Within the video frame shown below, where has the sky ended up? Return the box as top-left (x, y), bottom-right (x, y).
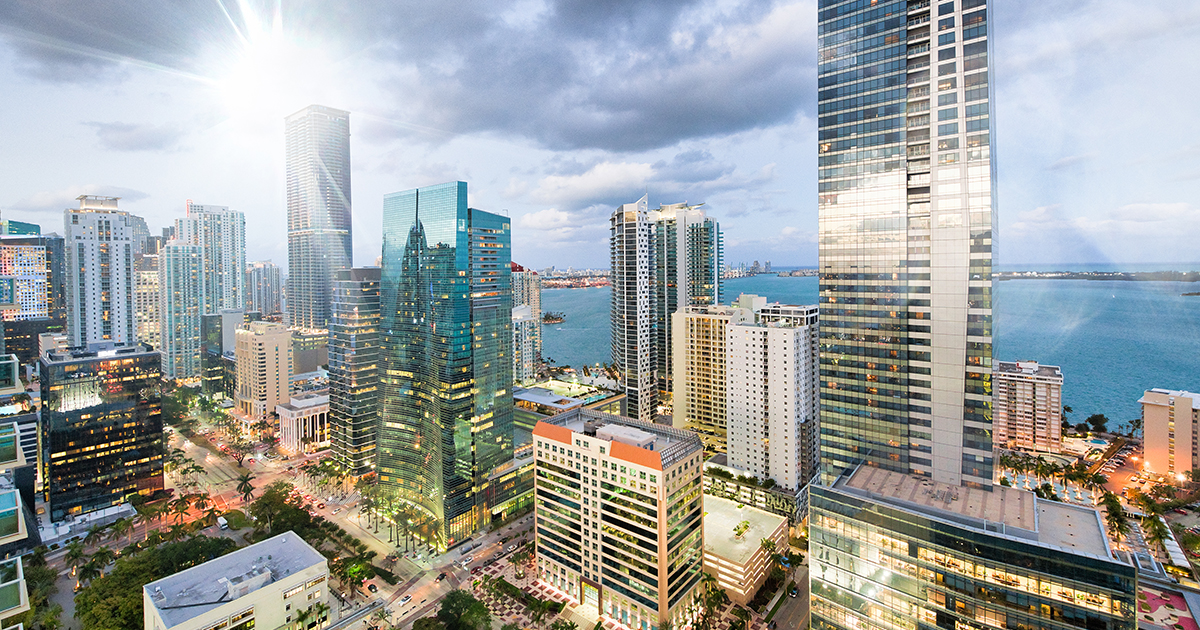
top-left (0, 0), bottom-right (1198, 271)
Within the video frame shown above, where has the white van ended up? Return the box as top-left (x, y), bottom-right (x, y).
top-left (217, 516), bottom-right (229, 530)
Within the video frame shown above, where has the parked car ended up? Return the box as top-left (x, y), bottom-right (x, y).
top-left (367, 583), bottom-right (378, 593)
top-left (399, 595), bottom-right (412, 604)
top-left (471, 566), bottom-right (482, 574)
top-left (436, 573), bottom-right (447, 582)
top-left (461, 555), bottom-right (473, 565)
top-left (317, 503), bottom-right (326, 509)
top-left (1175, 508), bottom-right (1189, 515)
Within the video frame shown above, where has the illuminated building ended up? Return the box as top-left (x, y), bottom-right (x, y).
top-left (328, 267), bottom-right (380, 478)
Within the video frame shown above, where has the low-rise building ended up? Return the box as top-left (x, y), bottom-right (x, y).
top-left (276, 391), bottom-right (330, 455)
top-left (143, 532), bottom-right (328, 630)
top-left (1141, 389), bottom-right (1200, 478)
top-left (702, 495), bottom-right (787, 606)
top-left (994, 360), bottom-right (1064, 453)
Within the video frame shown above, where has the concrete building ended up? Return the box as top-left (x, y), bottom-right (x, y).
top-left (143, 532), bottom-right (329, 630)
top-left (245, 260), bottom-right (283, 316)
top-left (512, 261), bottom-right (542, 376)
top-left (610, 196), bottom-right (657, 423)
top-left (285, 105), bottom-right (352, 330)
top-left (701, 495), bottom-right (787, 607)
top-left (0, 242), bottom-right (48, 320)
top-left (276, 391), bottom-right (329, 456)
top-left (810, 466), bottom-right (1136, 630)
top-left (291, 329), bottom-right (328, 374)
top-left (40, 344), bottom-right (164, 522)
top-left (727, 303), bottom-right (820, 493)
top-left (0, 421), bottom-right (36, 625)
top-left (328, 267), bottom-right (380, 478)
top-left (135, 254), bottom-right (161, 350)
top-left (670, 302), bottom-right (754, 454)
top-left (817, 0), bottom-right (996, 489)
top-left (235, 322), bottom-right (292, 421)
top-left (64, 196), bottom-right (138, 347)
top-left (1141, 389), bottom-right (1200, 478)
top-left (201, 310), bottom-right (244, 399)
top-left (532, 408), bottom-right (705, 630)
top-left (994, 360), bottom-right (1064, 453)
top-left (513, 304), bottom-right (539, 385)
top-left (159, 242), bottom-right (204, 380)
top-left (175, 201), bottom-right (246, 313)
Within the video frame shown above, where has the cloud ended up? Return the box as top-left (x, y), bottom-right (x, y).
top-left (532, 161), bottom-right (655, 207)
top-left (517, 208), bottom-right (572, 230)
top-left (1006, 202), bottom-right (1200, 264)
top-left (85, 121), bottom-right (184, 152)
top-left (6, 184), bottom-right (150, 213)
top-left (1047, 154), bottom-right (1092, 171)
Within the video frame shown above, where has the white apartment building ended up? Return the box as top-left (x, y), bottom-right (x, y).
top-left (610, 196), bottom-right (657, 422)
top-left (726, 303), bottom-right (819, 492)
top-left (533, 409), bottom-right (705, 630)
top-left (1142, 389), bottom-right (1200, 478)
top-left (159, 243), bottom-right (204, 380)
top-left (276, 391), bottom-right (330, 455)
top-left (245, 260), bottom-right (283, 315)
top-left (64, 196), bottom-right (138, 347)
top-left (513, 304), bottom-right (539, 385)
top-left (176, 201), bottom-right (246, 313)
top-left (135, 254), bottom-right (161, 350)
top-left (235, 322), bottom-right (292, 421)
top-left (670, 300), bottom-right (755, 453)
top-left (994, 360), bottom-right (1064, 453)
top-left (143, 533), bottom-right (328, 630)
top-left (512, 262), bottom-right (542, 369)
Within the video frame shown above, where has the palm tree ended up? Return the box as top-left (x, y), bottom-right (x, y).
top-left (236, 472), bottom-right (256, 502)
top-left (171, 497), bottom-right (191, 525)
top-left (90, 545), bottom-right (116, 575)
top-left (373, 608), bottom-right (393, 630)
top-left (202, 506), bottom-right (222, 527)
top-left (64, 540), bottom-right (86, 576)
top-left (109, 517), bottom-right (134, 548)
top-left (293, 606), bottom-right (312, 630)
top-left (135, 504), bottom-right (159, 541)
top-left (529, 598), bottom-right (553, 630)
top-left (1144, 515), bottom-right (1171, 553)
top-left (77, 559), bottom-right (101, 588)
top-left (84, 524), bottom-right (107, 547)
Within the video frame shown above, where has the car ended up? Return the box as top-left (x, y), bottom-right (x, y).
top-left (399, 595), bottom-right (412, 605)
top-left (461, 555), bottom-right (473, 564)
top-left (471, 566), bottom-right (482, 574)
top-left (1176, 509), bottom-right (1189, 515)
top-left (789, 587), bottom-right (798, 598)
top-left (317, 503), bottom-right (326, 509)
top-left (332, 508), bottom-right (341, 515)
top-left (506, 544), bottom-right (516, 553)
top-left (436, 573), bottom-right (447, 582)
top-left (367, 583), bottom-right (378, 593)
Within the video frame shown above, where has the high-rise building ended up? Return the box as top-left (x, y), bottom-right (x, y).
top-left (726, 303), bottom-right (820, 492)
top-left (0, 233), bottom-right (67, 366)
top-left (134, 254), bottom-right (161, 350)
top-left (285, 105), bottom-right (352, 330)
top-left (63, 196), bottom-right (139, 348)
top-left (1141, 389), bottom-right (1200, 478)
top-left (810, 466), bottom-right (1136, 630)
top-left (40, 344), bottom-right (164, 522)
top-left (532, 409), bottom-right (705, 630)
top-left (994, 360), bottom-right (1064, 453)
top-left (126, 213), bottom-right (150, 255)
top-left (159, 243), bottom-right (204, 380)
top-left (0, 420), bottom-right (37, 623)
top-left (234, 322), bottom-right (292, 421)
top-left (378, 181), bottom-right (512, 547)
top-left (817, 0), bottom-right (996, 487)
top-left (0, 234), bottom-right (64, 320)
top-left (201, 309), bottom-right (243, 399)
top-left (175, 201), bottom-right (246, 313)
top-left (328, 267), bottom-right (380, 478)
top-left (512, 262), bottom-right (542, 383)
top-left (0, 219), bottom-right (40, 235)
top-left (0, 242), bottom-right (48, 320)
top-left (245, 260), bottom-right (283, 315)
top-left (610, 197), bottom-right (657, 423)
top-left (670, 302), bottom-right (755, 453)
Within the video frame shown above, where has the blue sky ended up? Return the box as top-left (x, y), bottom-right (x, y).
top-left (0, 0), bottom-right (1198, 270)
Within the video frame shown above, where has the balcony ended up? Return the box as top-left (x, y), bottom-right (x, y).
top-left (907, 14), bottom-right (930, 27)
top-left (0, 559), bottom-right (28, 622)
top-left (907, 43), bottom-right (929, 56)
top-left (908, 0), bottom-right (931, 11)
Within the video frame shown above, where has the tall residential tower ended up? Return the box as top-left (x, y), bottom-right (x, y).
top-left (175, 201), bottom-right (246, 313)
top-left (285, 105), bottom-right (352, 330)
top-left (63, 196), bottom-right (139, 348)
top-left (328, 267), bottom-right (381, 478)
top-left (817, 0), bottom-right (995, 487)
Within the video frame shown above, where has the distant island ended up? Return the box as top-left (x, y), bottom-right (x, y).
top-left (542, 311), bottom-right (565, 324)
top-left (776, 269), bottom-right (818, 277)
top-left (1184, 292), bottom-right (1200, 297)
top-left (998, 271), bottom-right (1200, 283)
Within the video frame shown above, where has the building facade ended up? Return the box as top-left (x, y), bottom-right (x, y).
top-left (810, 466), bottom-right (1136, 630)
top-left (1141, 389), bottom-right (1200, 478)
top-left (276, 391), bottom-right (329, 455)
top-left (701, 495), bottom-right (787, 607)
top-left (159, 243), bottom-right (204, 380)
top-left (653, 203), bottom-right (722, 395)
top-left (0, 242), bottom-right (48, 320)
top-left (328, 267), bottom-right (380, 478)
top-left (513, 305), bottom-right (539, 385)
top-left (610, 196), bottom-right (657, 423)
top-left (175, 201), bottom-right (246, 313)
top-left (40, 344), bottom-right (164, 522)
top-left (234, 322), bottom-right (292, 421)
top-left (202, 310), bottom-right (243, 399)
top-left (135, 254), bottom-right (162, 350)
top-left (63, 196), bottom-right (139, 347)
top-left (245, 260), bottom-right (283, 316)
top-left (994, 360), bottom-right (1063, 453)
top-left (670, 303), bottom-right (755, 454)
top-left (532, 409), bottom-right (705, 630)
top-left (378, 181), bottom-right (513, 547)
top-left (727, 303), bottom-right (820, 492)
top-left (285, 105), bottom-right (353, 330)
top-left (817, 0), bottom-right (996, 488)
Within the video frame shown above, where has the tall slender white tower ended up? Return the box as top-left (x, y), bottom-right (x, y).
top-left (610, 196), bottom-right (657, 423)
top-left (63, 196), bottom-right (138, 348)
top-left (159, 242), bottom-right (203, 380)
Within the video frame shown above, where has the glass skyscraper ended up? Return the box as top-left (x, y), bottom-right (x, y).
top-left (378, 182), bottom-right (513, 548)
top-left (817, 0), bottom-right (995, 488)
top-left (329, 267), bottom-right (381, 478)
top-left (285, 105), bottom-right (353, 330)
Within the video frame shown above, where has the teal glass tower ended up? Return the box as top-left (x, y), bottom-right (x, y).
top-left (378, 181), bottom-right (513, 548)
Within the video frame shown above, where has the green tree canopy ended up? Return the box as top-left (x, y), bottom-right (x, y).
top-left (437, 589), bottom-right (492, 630)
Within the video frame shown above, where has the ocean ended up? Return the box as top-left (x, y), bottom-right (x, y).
top-left (541, 275), bottom-right (1200, 432)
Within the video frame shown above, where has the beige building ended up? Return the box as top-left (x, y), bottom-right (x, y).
top-left (1141, 389), bottom-right (1200, 478)
top-left (143, 533), bottom-right (328, 630)
top-left (993, 361), bottom-right (1064, 453)
top-left (235, 322), bottom-right (292, 420)
top-left (277, 391), bottom-right (330, 455)
top-left (702, 494), bottom-right (787, 606)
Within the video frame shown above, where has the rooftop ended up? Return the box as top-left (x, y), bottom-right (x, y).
top-left (995, 360), bottom-right (1064, 379)
top-left (514, 387), bottom-right (583, 411)
top-left (144, 533), bottom-right (325, 628)
top-left (703, 495), bottom-right (786, 565)
top-left (278, 390), bottom-right (330, 411)
top-left (534, 407), bottom-right (702, 469)
top-left (838, 466), bottom-right (1112, 560)
top-left (43, 343), bottom-right (154, 364)
top-left (1142, 389), bottom-right (1200, 410)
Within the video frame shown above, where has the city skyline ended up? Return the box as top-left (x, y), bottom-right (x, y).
top-left (1, 2), bottom-right (1197, 271)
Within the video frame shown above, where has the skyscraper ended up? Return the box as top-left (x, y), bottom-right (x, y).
top-left (610, 197), bottom-right (657, 423)
top-left (175, 201), bottom-right (246, 313)
top-left (159, 242), bottom-right (204, 380)
top-left (285, 105), bottom-right (352, 330)
top-left (134, 254), bottom-right (161, 350)
top-left (378, 181), bottom-right (513, 548)
top-left (63, 196), bottom-right (138, 348)
top-left (328, 267), bottom-right (380, 478)
top-left (817, 0), bottom-right (995, 487)
top-left (245, 260), bottom-right (283, 315)
top-left (511, 262), bottom-right (542, 384)
top-left (234, 322), bottom-right (292, 422)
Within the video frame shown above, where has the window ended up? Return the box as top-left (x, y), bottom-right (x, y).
top-left (964, 41), bottom-right (987, 57)
top-left (938, 77), bottom-right (957, 91)
top-left (938, 108), bottom-right (958, 121)
top-left (938, 153), bottom-right (960, 164)
top-left (938, 138), bottom-right (960, 151)
top-left (939, 2), bottom-right (955, 14)
top-left (939, 62), bottom-right (957, 76)
top-left (938, 32), bottom-right (956, 46)
top-left (965, 103), bottom-right (988, 118)
top-left (938, 93), bottom-right (958, 106)
top-left (939, 123), bottom-right (959, 136)
top-left (284, 585), bottom-right (303, 599)
top-left (938, 47), bottom-right (956, 61)
top-left (306, 575), bottom-right (326, 588)
top-left (938, 16), bottom-right (955, 31)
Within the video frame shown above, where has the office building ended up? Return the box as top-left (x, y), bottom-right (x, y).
top-left (670, 302), bottom-right (755, 453)
top-left (1141, 389), bottom-right (1200, 478)
top-left (40, 344), bottom-right (163, 522)
top-left (810, 466), bottom-right (1136, 630)
top-left (727, 303), bottom-right (820, 493)
top-left (0, 242), bottom-right (48, 320)
top-left (994, 360), bottom-right (1064, 453)
top-left (234, 322), bottom-right (292, 421)
top-left (532, 408), bottom-right (704, 630)
top-left (245, 260), bottom-right (283, 316)
top-left (817, 0), bottom-right (996, 487)
top-left (378, 181), bottom-right (512, 547)
top-left (610, 196), bottom-right (657, 423)
top-left (143, 532), bottom-right (328, 630)
top-left (0, 219), bottom-right (39, 236)
top-left (134, 254), bottom-right (161, 350)
top-left (328, 267), bottom-right (380, 478)
top-left (126, 213), bottom-right (151, 254)
top-left (276, 391), bottom-right (329, 455)
top-left (285, 105), bottom-right (353, 330)
top-left (513, 305), bottom-right (539, 385)
top-left (175, 201), bottom-right (247, 313)
top-left (159, 242), bottom-right (204, 380)
top-left (291, 329), bottom-right (327, 374)
top-left (202, 309), bottom-right (244, 399)
top-left (702, 495), bottom-right (787, 607)
top-left (63, 196), bottom-right (139, 347)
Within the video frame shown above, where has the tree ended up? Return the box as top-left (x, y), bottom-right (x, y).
top-left (373, 608), bottom-right (394, 630)
top-left (236, 472), bottom-right (257, 502)
top-left (733, 520), bottom-right (750, 539)
top-left (171, 497), bottom-right (191, 525)
top-left (84, 524), bottom-right (108, 547)
top-left (437, 589), bottom-right (492, 630)
top-left (228, 439), bottom-right (254, 466)
top-left (413, 619), bottom-right (446, 630)
top-left (528, 597), bottom-right (554, 630)
top-left (1086, 413), bottom-right (1110, 434)
top-left (549, 621), bottom-right (579, 630)
top-left (65, 540), bottom-right (86, 576)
